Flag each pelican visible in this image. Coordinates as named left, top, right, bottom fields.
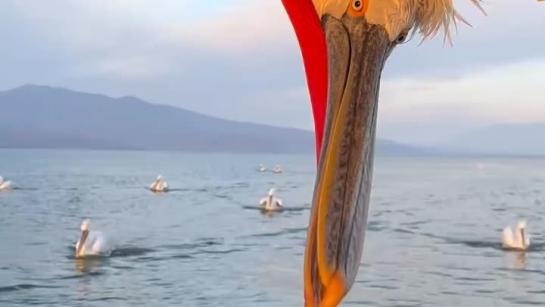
left=0, top=176, right=12, bottom=191
left=272, top=165, right=283, bottom=174
left=150, top=175, right=169, bottom=192
left=257, top=164, right=268, bottom=172
left=260, top=188, right=284, bottom=211
left=75, top=219, right=110, bottom=258
left=280, top=0, right=482, bottom=305
left=502, top=220, right=530, bottom=251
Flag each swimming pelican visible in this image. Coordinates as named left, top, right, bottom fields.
left=150, top=175, right=169, bottom=192
left=75, top=219, right=110, bottom=258
left=0, top=176, right=12, bottom=191
left=272, top=165, right=283, bottom=174
left=280, top=0, right=483, bottom=304
left=502, top=220, right=530, bottom=251
left=257, top=164, right=268, bottom=172
left=260, top=188, right=284, bottom=211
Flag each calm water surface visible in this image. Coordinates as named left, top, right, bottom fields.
left=1, top=149, right=545, bottom=306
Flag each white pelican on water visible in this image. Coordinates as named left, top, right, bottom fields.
left=277, top=0, right=484, bottom=304
left=257, top=164, right=268, bottom=172
left=75, top=219, right=110, bottom=258
left=272, top=165, right=283, bottom=174
left=0, top=176, right=12, bottom=191
left=260, top=188, right=283, bottom=211
left=502, top=220, right=530, bottom=251
left=150, top=175, right=169, bottom=192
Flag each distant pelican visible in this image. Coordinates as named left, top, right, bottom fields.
left=75, top=219, right=110, bottom=258
left=502, top=220, right=530, bottom=251
left=257, top=164, right=268, bottom=172
left=272, top=165, right=283, bottom=174
left=0, top=176, right=12, bottom=191
left=150, top=175, right=169, bottom=192
left=260, top=188, right=283, bottom=211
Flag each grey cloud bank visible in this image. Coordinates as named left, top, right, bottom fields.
left=0, top=0, right=543, bottom=144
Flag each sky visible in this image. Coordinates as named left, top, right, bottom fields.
left=0, top=0, right=543, bottom=145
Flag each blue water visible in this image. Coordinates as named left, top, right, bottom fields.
left=1, top=149, right=545, bottom=306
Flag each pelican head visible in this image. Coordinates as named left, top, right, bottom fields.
left=282, top=0, right=482, bottom=305
left=268, top=188, right=276, bottom=197
left=81, top=219, right=91, bottom=231
left=157, top=175, right=163, bottom=181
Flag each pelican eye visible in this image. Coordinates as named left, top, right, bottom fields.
left=395, top=31, right=409, bottom=44
left=352, top=0, right=363, bottom=11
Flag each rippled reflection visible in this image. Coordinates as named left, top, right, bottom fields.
left=504, top=251, right=528, bottom=270
left=74, top=257, right=104, bottom=274
left=2, top=151, right=545, bottom=306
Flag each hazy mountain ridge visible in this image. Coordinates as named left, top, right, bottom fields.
left=0, top=85, right=421, bottom=155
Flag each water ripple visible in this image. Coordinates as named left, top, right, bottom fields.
left=0, top=284, right=60, bottom=293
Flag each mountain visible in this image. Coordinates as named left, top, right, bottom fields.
left=375, top=139, right=434, bottom=156
left=439, top=123, right=545, bottom=156
left=0, top=84, right=422, bottom=154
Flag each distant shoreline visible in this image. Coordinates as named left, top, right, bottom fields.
left=1, top=147, right=544, bottom=159
left=1, top=84, right=544, bottom=157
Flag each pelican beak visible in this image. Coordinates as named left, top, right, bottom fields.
left=520, top=228, right=526, bottom=249
left=76, top=229, right=89, bottom=257
left=304, top=14, right=393, bottom=306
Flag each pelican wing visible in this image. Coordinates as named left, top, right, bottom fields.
left=90, top=231, right=110, bottom=255
left=259, top=198, right=268, bottom=206
left=0, top=181, right=12, bottom=190
left=86, top=232, right=111, bottom=256
left=502, top=227, right=515, bottom=248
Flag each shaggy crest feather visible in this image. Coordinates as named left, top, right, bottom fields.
left=412, top=0, right=484, bottom=42
left=312, top=0, right=484, bottom=42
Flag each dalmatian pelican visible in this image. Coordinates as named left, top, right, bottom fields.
left=280, top=0, right=482, bottom=305
left=75, top=219, right=110, bottom=258
left=260, top=188, right=284, bottom=211
left=502, top=220, right=531, bottom=251
left=150, top=175, right=169, bottom=193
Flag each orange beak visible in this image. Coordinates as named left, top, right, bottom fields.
left=302, top=14, right=393, bottom=307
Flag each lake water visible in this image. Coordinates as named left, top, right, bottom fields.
left=1, top=149, right=545, bottom=306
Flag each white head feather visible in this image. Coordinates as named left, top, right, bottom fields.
left=81, top=219, right=91, bottom=232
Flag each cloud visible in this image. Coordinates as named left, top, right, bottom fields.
left=160, top=1, right=293, bottom=56
left=0, top=0, right=542, bottom=142
left=384, top=0, right=545, bottom=77
left=378, top=58, right=545, bottom=144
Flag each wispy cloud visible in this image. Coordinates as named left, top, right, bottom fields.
left=160, top=1, right=292, bottom=55
left=0, top=0, right=543, bottom=143
left=378, top=59, right=545, bottom=144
